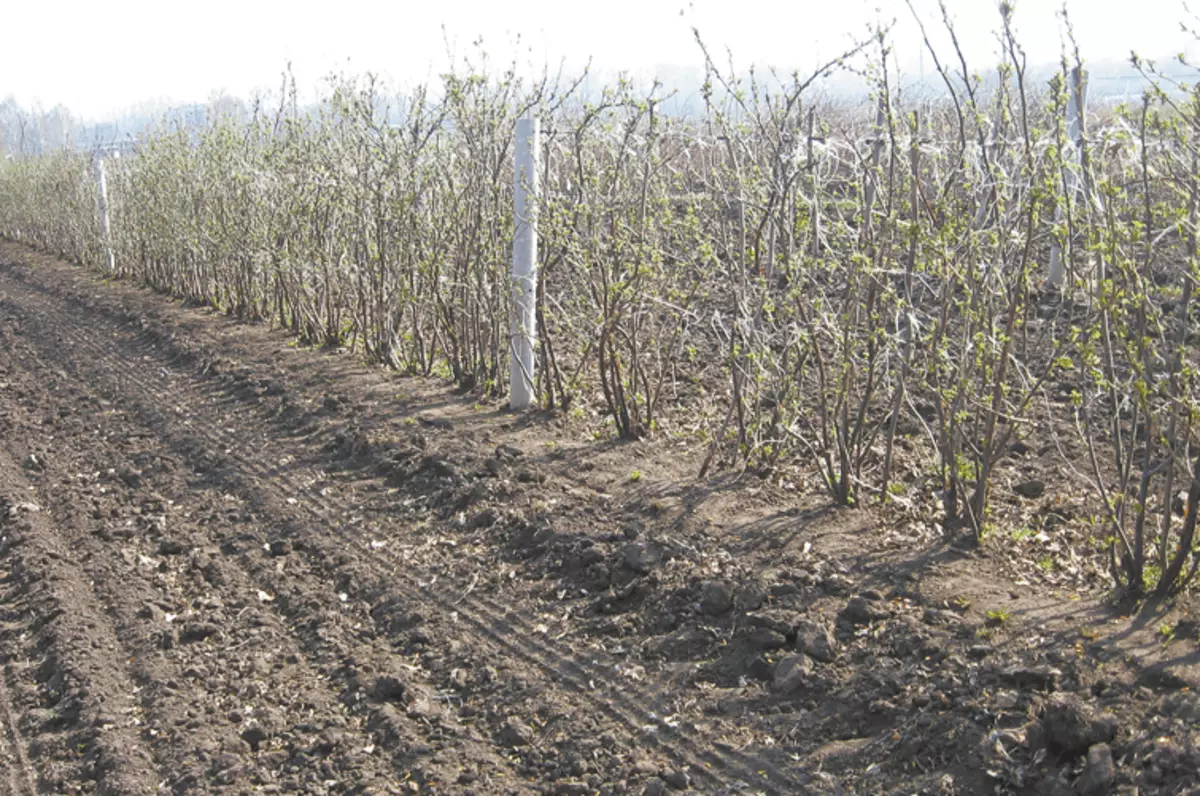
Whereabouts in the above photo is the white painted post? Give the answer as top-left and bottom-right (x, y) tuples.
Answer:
(807, 108), (821, 257)
(510, 113), (540, 410)
(94, 153), (115, 272)
(1048, 67), (1087, 289)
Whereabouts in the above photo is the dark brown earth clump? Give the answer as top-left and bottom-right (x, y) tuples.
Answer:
(1, 241), (1199, 795)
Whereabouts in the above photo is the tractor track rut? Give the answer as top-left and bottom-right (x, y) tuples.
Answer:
(0, 244), (795, 793)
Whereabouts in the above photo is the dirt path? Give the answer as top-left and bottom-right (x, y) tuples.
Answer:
(2, 243), (1200, 795)
(0, 251), (787, 792)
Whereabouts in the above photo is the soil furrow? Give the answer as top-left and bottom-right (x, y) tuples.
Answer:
(0, 664), (37, 796)
(5, 264), (690, 791)
(0, 336), (416, 793)
(0, 448), (163, 794)
(1, 267), (528, 790)
(0, 247), (796, 790)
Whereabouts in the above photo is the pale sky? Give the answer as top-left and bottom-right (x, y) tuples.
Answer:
(5, 0), (1199, 120)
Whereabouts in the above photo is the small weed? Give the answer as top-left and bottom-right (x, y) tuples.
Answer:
(1011, 527), (1037, 542)
(985, 609), (1011, 627)
(1144, 564), (1163, 591)
(1080, 626), (1100, 641)
(628, 470), (643, 483)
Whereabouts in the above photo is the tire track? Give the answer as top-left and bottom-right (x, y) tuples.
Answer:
(4, 258), (795, 793)
(0, 448), (163, 795)
(0, 664), (37, 796)
(0, 270), (529, 792)
(0, 340), (409, 793)
(0, 254), (800, 793)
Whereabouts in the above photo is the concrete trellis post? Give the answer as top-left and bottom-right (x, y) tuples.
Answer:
(510, 113), (540, 410)
(1048, 67), (1088, 289)
(807, 108), (821, 257)
(861, 94), (887, 240)
(94, 153), (115, 272)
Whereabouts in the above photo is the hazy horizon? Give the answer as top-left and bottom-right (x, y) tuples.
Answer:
(5, 0), (1200, 123)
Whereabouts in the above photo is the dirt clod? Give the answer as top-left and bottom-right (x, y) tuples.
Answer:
(794, 618), (838, 662)
(1077, 742), (1116, 796)
(240, 724), (270, 752)
(735, 581), (769, 611)
(495, 443), (523, 460)
(1040, 693), (1118, 757)
(700, 580), (734, 615)
(1001, 665), (1063, 692)
(179, 622), (220, 644)
(157, 539), (185, 555)
(1014, 479), (1047, 499)
(663, 769), (691, 790)
(497, 717), (535, 747)
(642, 776), (669, 796)
(422, 454), (459, 479)
(772, 653), (813, 693)
(372, 673), (408, 702)
(623, 541), (662, 573)
(841, 595), (890, 625)
(746, 609), (796, 636)
(745, 628), (788, 651)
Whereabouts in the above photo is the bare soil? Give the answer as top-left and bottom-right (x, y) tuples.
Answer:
(0, 240), (1198, 795)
